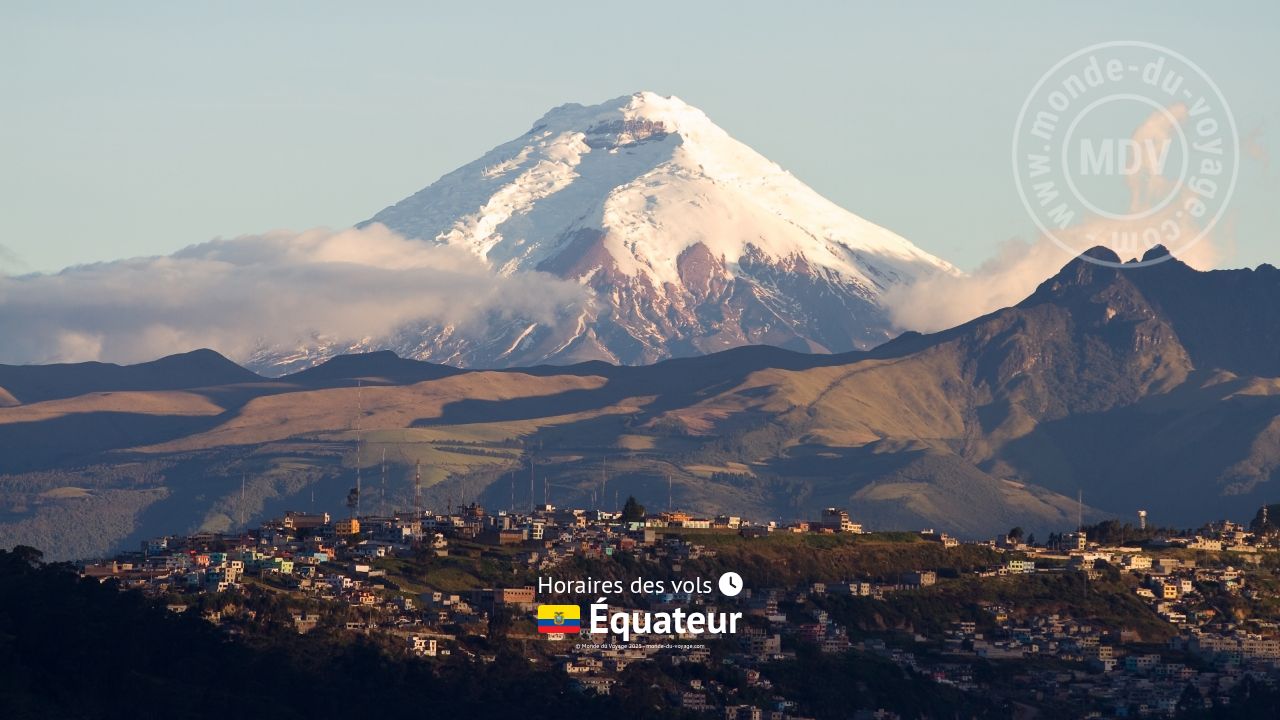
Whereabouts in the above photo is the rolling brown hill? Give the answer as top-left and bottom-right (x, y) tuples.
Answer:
(2, 246), (1279, 559)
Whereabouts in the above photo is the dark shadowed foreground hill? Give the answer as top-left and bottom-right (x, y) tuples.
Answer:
(0, 545), (1024, 719)
(2, 247), (1280, 559)
(0, 547), (623, 720)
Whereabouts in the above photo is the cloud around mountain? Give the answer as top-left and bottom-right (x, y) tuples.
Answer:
(884, 103), (1229, 334)
(0, 224), (586, 365)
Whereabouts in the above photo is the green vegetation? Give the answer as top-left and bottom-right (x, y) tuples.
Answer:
(675, 532), (1002, 587)
(1079, 519), (1186, 546)
(621, 495), (645, 523)
(818, 572), (1174, 641)
(373, 542), (530, 593)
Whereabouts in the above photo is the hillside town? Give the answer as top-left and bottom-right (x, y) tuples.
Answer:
(76, 502), (1280, 719)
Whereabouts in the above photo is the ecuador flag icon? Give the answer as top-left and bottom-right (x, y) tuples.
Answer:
(536, 604), (581, 634)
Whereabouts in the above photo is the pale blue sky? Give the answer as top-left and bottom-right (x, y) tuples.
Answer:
(2, 1), (1277, 273)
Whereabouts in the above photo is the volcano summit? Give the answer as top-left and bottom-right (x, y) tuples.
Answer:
(254, 92), (956, 372)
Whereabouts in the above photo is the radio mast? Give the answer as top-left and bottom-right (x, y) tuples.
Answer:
(354, 380), (363, 518)
(413, 459), (422, 520)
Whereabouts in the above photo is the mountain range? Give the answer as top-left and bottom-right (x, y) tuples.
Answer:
(3, 246), (1278, 560)
(250, 92), (955, 374)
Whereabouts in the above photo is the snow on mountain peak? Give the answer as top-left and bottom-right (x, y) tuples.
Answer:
(367, 91), (954, 289)
(533, 91), (714, 140)
(251, 92), (969, 371)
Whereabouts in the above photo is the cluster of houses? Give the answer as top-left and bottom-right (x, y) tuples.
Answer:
(926, 612), (1274, 715)
(75, 501), (1280, 718)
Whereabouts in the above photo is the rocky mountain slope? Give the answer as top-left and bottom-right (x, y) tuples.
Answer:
(251, 92), (955, 373)
(4, 247), (1279, 559)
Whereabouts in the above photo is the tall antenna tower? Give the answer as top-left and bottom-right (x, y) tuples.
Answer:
(354, 380), (363, 518)
(668, 474), (673, 512)
(1077, 489), (1083, 531)
(601, 456), (607, 511)
(413, 460), (422, 520)
(380, 448), (387, 517)
(529, 455), (536, 512)
(240, 472), (246, 528)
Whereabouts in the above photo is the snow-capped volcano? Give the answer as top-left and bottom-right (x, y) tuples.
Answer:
(259, 92), (956, 371)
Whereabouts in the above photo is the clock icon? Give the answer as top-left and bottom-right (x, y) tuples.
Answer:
(718, 571), (743, 597)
